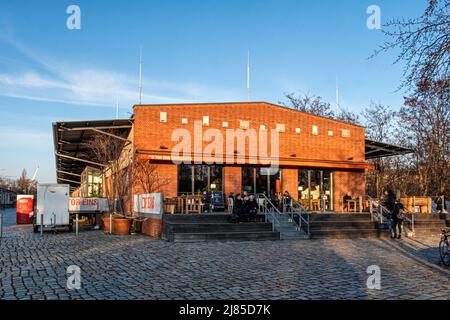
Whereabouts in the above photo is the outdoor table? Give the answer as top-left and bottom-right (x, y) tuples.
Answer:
(185, 196), (203, 214)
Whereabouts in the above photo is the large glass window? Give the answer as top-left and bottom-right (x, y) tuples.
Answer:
(298, 170), (309, 200)
(255, 168), (268, 194)
(194, 165), (208, 195)
(178, 164), (192, 195)
(322, 170), (333, 211)
(242, 166), (255, 193)
(242, 167), (280, 195)
(178, 164), (223, 195)
(209, 166), (223, 191)
(298, 169), (334, 211)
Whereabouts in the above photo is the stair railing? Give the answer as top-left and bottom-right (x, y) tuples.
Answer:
(282, 196), (310, 237)
(256, 193), (281, 237)
(365, 195), (415, 236)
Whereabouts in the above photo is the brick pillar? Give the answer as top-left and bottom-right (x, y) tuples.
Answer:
(281, 168), (298, 200)
(224, 166), (242, 196)
(142, 218), (162, 238)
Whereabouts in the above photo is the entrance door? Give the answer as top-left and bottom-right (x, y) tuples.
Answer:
(298, 169), (334, 211)
(257, 167), (280, 196)
(242, 167), (281, 195)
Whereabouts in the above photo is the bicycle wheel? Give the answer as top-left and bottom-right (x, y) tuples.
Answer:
(439, 238), (450, 266)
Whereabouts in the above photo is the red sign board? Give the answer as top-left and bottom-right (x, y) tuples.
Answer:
(16, 195), (34, 224)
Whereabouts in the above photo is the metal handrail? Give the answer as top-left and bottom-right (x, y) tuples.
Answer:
(282, 196), (310, 236)
(256, 193), (282, 237)
(365, 195), (415, 235)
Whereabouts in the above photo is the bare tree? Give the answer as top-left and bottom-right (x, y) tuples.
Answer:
(362, 103), (398, 198)
(363, 102), (396, 143)
(132, 156), (171, 194)
(281, 93), (335, 118)
(83, 133), (131, 215)
(281, 92), (360, 125)
(372, 0), (450, 89)
(398, 79), (450, 197)
(335, 109), (361, 125)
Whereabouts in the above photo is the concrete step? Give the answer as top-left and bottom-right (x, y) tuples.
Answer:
(310, 229), (390, 239)
(168, 222), (273, 233)
(309, 213), (371, 222)
(173, 231), (280, 242)
(164, 213), (233, 223)
(407, 213), (442, 221)
(309, 221), (377, 230)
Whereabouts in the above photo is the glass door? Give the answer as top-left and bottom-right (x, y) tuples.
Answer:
(242, 167), (281, 196)
(298, 169), (334, 211)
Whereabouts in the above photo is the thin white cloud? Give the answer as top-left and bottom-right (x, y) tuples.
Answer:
(0, 127), (52, 148)
(0, 36), (242, 108)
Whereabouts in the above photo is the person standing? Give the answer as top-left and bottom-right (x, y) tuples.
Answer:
(391, 200), (405, 239)
(382, 189), (396, 215)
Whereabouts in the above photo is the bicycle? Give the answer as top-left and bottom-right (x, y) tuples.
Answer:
(439, 228), (450, 266)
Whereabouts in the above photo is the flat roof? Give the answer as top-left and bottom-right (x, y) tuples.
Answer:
(53, 119), (133, 189)
(365, 139), (414, 159)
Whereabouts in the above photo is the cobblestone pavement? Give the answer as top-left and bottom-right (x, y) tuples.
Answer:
(0, 208), (449, 300)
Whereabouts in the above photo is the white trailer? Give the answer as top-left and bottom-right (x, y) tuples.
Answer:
(34, 184), (71, 232)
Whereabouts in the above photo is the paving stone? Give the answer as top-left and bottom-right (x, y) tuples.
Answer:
(1, 208), (449, 300)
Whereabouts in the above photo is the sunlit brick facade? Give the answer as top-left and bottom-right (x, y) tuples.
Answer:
(130, 102), (372, 212)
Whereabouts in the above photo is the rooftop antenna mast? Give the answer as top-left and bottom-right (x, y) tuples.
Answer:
(246, 50), (250, 101)
(138, 45), (143, 105)
(335, 77), (340, 116)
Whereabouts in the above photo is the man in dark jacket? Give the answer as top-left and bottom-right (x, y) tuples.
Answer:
(382, 189), (396, 213)
(391, 201), (405, 239)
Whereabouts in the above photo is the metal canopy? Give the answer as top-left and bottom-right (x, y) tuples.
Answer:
(365, 139), (414, 159)
(53, 119), (133, 189)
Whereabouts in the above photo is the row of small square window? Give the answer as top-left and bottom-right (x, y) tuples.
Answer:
(159, 112), (351, 137)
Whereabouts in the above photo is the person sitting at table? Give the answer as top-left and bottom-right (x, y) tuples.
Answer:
(229, 193), (241, 222)
(343, 192), (352, 211)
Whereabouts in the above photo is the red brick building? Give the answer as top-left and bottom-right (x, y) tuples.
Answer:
(54, 102), (414, 213)
(133, 102), (371, 211)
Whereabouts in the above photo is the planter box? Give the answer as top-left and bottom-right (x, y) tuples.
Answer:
(141, 218), (162, 239)
(103, 217), (133, 235)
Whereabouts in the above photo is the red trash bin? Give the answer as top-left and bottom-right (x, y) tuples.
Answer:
(16, 195), (34, 224)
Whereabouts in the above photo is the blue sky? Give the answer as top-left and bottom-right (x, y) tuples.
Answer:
(0, 0), (427, 182)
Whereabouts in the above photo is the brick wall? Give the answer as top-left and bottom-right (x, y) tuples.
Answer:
(224, 166), (242, 195)
(141, 218), (162, 238)
(133, 102), (366, 165)
(333, 170), (366, 211)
